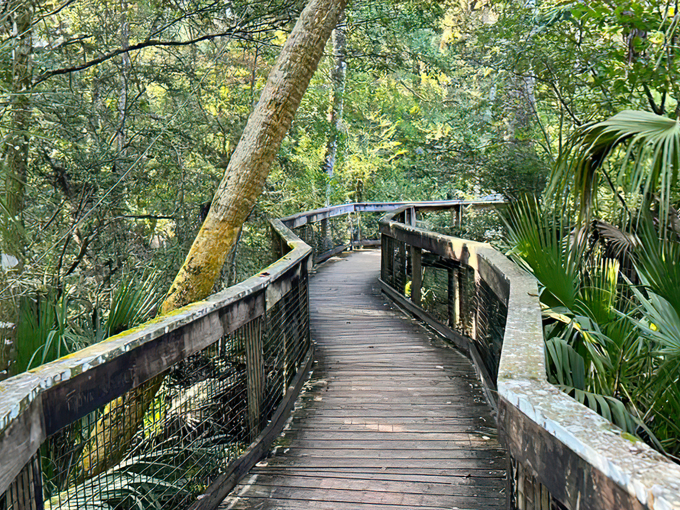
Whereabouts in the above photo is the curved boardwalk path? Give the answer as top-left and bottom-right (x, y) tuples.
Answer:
(221, 250), (507, 509)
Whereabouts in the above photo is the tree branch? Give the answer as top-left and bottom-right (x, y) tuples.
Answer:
(121, 214), (175, 220)
(642, 83), (663, 115)
(33, 29), (258, 86)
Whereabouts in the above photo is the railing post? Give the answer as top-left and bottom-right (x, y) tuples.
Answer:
(406, 206), (416, 227)
(411, 246), (421, 305)
(271, 225), (282, 258)
(246, 317), (264, 442)
(380, 234), (388, 282)
(454, 267), (461, 328)
(398, 240), (406, 293)
(356, 212), (362, 245)
(447, 268), (455, 328)
(383, 235), (394, 285)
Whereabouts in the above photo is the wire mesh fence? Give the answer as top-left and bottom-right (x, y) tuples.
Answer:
(381, 236), (481, 343)
(1, 276), (309, 510)
(475, 279), (508, 383)
(415, 207), (506, 245)
(355, 212), (381, 242)
(510, 459), (569, 510)
(381, 221), (507, 385)
(2, 455), (43, 510)
(380, 235), (409, 296)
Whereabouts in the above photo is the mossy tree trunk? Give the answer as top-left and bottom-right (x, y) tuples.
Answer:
(161, 0), (347, 313)
(79, 0), (347, 480)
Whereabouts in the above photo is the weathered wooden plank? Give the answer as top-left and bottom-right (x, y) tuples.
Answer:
(224, 250), (506, 509)
(271, 445), (505, 458)
(252, 466), (507, 478)
(248, 467), (505, 481)
(245, 318), (264, 441)
(224, 484), (505, 508)
(229, 474), (504, 496)
(223, 498), (454, 510)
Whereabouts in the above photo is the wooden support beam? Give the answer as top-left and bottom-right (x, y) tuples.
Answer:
(406, 206), (417, 227)
(246, 318), (264, 442)
(356, 212), (362, 245)
(411, 246), (422, 305)
(398, 239), (406, 293)
(380, 234), (387, 282)
(447, 268), (455, 328)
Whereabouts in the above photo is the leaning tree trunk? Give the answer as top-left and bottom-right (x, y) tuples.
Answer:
(79, 0), (347, 480)
(322, 14), (347, 205)
(161, 0), (347, 312)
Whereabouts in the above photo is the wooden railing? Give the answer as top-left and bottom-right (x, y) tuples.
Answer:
(379, 205), (680, 510)
(0, 200), (483, 510)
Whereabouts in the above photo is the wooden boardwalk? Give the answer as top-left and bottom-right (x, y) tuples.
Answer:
(221, 250), (507, 509)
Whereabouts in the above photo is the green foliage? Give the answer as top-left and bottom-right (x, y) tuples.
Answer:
(636, 213), (680, 317)
(504, 196), (584, 309)
(104, 274), (161, 338)
(14, 292), (87, 374)
(11, 274), (160, 375)
(552, 111), (680, 226)
(506, 196), (680, 457)
(545, 338), (585, 389)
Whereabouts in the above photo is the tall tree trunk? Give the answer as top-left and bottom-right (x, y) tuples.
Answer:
(322, 14), (347, 205)
(3, 0), (33, 265)
(161, 0), (347, 313)
(79, 0), (346, 480)
(0, 0), (33, 379)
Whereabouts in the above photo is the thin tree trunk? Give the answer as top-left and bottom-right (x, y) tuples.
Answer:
(0, 0), (33, 379)
(3, 0), (33, 265)
(117, 0), (130, 155)
(79, 0), (346, 480)
(322, 14), (347, 205)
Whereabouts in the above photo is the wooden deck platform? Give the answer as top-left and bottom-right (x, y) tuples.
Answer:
(220, 250), (507, 509)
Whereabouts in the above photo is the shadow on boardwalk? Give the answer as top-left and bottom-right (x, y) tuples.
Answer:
(221, 250), (507, 509)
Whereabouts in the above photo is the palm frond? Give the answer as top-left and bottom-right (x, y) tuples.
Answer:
(627, 276), (680, 360)
(593, 220), (638, 260)
(105, 273), (161, 338)
(504, 195), (585, 309)
(551, 110), (680, 227)
(545, 337), (586, 390)
(635, 213), (680, 317)
(576, 257), (620, 326)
